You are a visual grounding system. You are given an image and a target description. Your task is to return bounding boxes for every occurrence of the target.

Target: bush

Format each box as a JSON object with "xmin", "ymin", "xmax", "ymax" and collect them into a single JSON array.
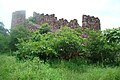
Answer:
[
  {"xmin": 27, "ymin": 16, "xmax": 36, "ymax": 23},
  {"xmin": 85, "ymin": 28, "xmax": 120, "ymax": 65},
  {"xmin": 15, "ymin": 26, "xmax": 84, "ymax": 62},
  {"xmin": 0, "ymin": 33, "xmax": 10, "ymax": 52},
  {"xmin": 0, "ymin": 22, "xmax": 10, "ymax": 52},
  {"xmin": 0, "ymin": 54, "xmax": 120, "ymax": 80},
  {"xmin": 104, "ymin": 28, "xmax": 120, "ymax": 44},
  {"xmin": 39, "ymin": 23, "xmax": 51, "ymax": 34},
  {"xmin": 103, "ymin": 28, "xmax": 120, "ymax": 64},
  {"xmin": 9, "ymin": 25, "xmax": 31, "ymax": 51},
  {"xmin": 53, "ymin": 27, "xmax": 84, "ymax": 60},
  {"xmin": 14, "ymin": 24, "xmax": 120, "ymax": 65}
]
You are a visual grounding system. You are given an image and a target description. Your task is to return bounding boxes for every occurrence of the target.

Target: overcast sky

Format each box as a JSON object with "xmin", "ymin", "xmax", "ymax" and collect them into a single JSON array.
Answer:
[{"xmin": 0, "ymin": 0, "xmax": 120, "ymax": 30}]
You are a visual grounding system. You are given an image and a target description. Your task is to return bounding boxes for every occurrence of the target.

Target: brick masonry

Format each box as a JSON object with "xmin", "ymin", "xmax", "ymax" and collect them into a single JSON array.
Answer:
[
  {"xmin": 33, "ymin": 12, "xmax": 80, "ymax": 30},
  {"xmin": 11, "ymin": 10, "xmax": 101, "ymax": 30},
  {"xmin": 82, "ymin": 15, "xmax": 100, "ymax": 30},
  {"xmin": 11, "ymin": 10, "xmax": 26, "ymax": 28}
]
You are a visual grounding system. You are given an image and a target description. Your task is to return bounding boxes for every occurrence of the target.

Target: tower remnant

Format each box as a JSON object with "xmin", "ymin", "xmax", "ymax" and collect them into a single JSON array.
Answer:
[
  {"xmin": 82, "ymin": 15, "xmax": 100, "ymax": 30},
  {"xmin": 11, "ymin": 10, "xmax": 26, "ymax": 28}
]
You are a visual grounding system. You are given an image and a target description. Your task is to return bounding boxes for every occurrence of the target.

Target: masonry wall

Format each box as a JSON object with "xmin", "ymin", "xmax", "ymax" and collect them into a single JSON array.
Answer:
[
  {"xmin": 82, "ymin": 15, "xmax": 100, "ymax": 30},
  {"xmin": 11, "ymin": 10, "xmax": 101, "ymax": 31},
  {"xmin": 33, "ymin": 12, "xmax": 80, "ymax": 30},
  {"xmin": 11, "ymin": 10, "xmax": 26, "ymax": 28}
]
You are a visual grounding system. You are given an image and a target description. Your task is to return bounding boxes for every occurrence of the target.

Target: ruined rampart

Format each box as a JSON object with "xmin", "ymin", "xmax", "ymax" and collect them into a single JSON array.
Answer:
[
  {"xmin": 11, "ymin": 10, "xmax": 101, "ymax": 30},
  {"xmin": 82, "ymin": 15, "xmax": 100, "ymax": 30},
  {"xmin": 11, "ymin": 10, "xmax": 26, "ymax": 28}
]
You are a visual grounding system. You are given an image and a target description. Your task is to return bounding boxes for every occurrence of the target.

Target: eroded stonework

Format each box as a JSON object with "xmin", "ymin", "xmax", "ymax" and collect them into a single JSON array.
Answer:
[
  {"xmin": 11, "ymin": 10, "xmax": 101, "ymax": 31},
  {"xmin": 11, "ymin": 10, "xmax": 26, "ymax": 28},
  {"xmin": 82, "ymin": 15, "xmax": 100, "ymax": 30},
  {"xmin": 33, "ymin": 12, "xmax": 79, "ymax": 30}
]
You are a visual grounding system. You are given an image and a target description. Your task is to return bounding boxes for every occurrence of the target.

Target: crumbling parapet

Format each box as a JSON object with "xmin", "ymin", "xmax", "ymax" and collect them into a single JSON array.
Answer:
[
  {"xmin": 33, "ymin": 12, "xmax": 80, "ymax": 30},
  {"xmin": 11, "ymin": 11, "xmax": 101, "ymax": 31},
  {"xmin": 11, "ymin": 10, "xmax": 26, "ymax": 28},
  {"xmin": 82, "ymin": 15, "xmax": 100, "ymax": 30},
  {"xmin": 69, "ymin": 19, "xmax": 79, "ymax": 28}
]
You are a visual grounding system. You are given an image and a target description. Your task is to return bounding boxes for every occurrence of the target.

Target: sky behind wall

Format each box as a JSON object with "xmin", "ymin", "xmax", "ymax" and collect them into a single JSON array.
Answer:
[{"xmin": 0, "ymin": 0, "xmax": 120, "ymax": 30}]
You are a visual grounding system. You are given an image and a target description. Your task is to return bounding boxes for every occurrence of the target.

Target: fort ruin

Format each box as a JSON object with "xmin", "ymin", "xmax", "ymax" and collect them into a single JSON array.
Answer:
[
  {"xmin": 82, "ymin": 15, "xmax": 100, "ymax": 30},
  {"xmin": 11, "ymin": 10, "xmax": 26, "ymax": 28},
  {"xmin": 11, "ymin": 10, "xmax": 101, "ymax": 30}
]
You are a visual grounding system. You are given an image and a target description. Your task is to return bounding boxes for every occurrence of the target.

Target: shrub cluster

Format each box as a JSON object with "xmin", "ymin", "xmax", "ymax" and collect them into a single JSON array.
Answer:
[
  {"xmin": 83, "ymin": 28, "xmax": 120, "ymax": 64},
  {"xmin": 15, "ymin": 24, "xmax": 84, "ymax": 62},
  {"xmin": 14, "ymin": 24, "xmax": 120, "ymax": 64},
  {"xmin": 0, "ymin": 22, "xmax": 10, "ymax": 52}
]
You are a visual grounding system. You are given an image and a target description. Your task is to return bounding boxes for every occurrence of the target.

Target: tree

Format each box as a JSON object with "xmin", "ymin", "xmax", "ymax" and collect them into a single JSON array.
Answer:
[
  {"xmin": 27, "ymin": 16, "xmax": 36, "ymax": 23},
  {"xmin": 9, "ymin": 25, "xmax": 31, "ymax": 51},
  {"xmin": 39, "ymin": 23, "xmax": 51, "ymax": 34},
  {"xmin": 85, "ymin": 28, "xmax": 120, "ymax": 64},
  {"xmin": 104, "ymin": 28, "xmax": 120, "ymax": 44},
  {"xmin": 0, "ymin": 22, "xmax": 10, "ymax": 52},
  {"xmin": 0, "ymin": 22, "xmax": 9, "ymax": 35},
  {"xmin": 15, "ymin": 26, "xmax": 84, "ymax": 62}
]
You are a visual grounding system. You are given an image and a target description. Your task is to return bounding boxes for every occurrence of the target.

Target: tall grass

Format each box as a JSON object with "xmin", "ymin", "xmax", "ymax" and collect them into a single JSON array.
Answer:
[{"xmin": 0, "ymin": 54, "xmax": 120, "ymax": 80}]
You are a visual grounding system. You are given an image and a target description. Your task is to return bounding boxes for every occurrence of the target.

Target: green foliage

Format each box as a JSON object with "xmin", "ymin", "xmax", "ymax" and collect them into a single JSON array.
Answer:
[
  {"xmin": 39, "ymin": 23, "xmax": 51, "ymax": 34},
  {"xmin": 9, "ymin": 25, "xmax": 31, "ymax": 51},
  {"xmin": 53, "ymin": 27, "xmax": 83, "ymax": 59},
  {"xmin": 0, "ymin": 33, "xmax": 10, "ymax": 52},
  {"xmin": 104, "ymin": 28, "xmax": 120, "ymax": 43},
  {"xmin": 16, "ymin": 26, "xmax": 84, "ymax": 61},
  {"xmin": 27, "ymin": 16, "xmax": 36, "ymax": 23},
  {"xmin": 103, "ymin": 28, "xmax": 120, "ymax": 64},
  {"xmin": 0, "ymin": 54, "xmax": 120, "ymax": 80},
  {"xmin": 85, "ymin": 28, "xmax": 120, "ymax": 64},
  {"xmin": 0, "ymin": 22, "xmax": 10, "ymax": 52},
  {"xmin": 0, "ymin": 22, "xmax": 9, "ymax": 35},
  {"xmin": 12, "ymin": 23, "xmax": 119, "ymax": 65}
]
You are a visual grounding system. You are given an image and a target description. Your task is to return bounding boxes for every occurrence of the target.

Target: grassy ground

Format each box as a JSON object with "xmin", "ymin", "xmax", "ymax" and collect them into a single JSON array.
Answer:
[{"xmin": 0, "ymin": 54, "xmax": 120, "ymax": 80}]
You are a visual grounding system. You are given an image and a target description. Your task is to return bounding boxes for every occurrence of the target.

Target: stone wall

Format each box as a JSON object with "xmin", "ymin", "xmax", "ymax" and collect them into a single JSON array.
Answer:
[
  {"xmin": 82, "ymin": 15, "xmax": 100, "ymax": 30},
  {"xmin": 26, "ymin": 21, "xmax": 40, "ymax": 31},
  {"xmin": 33, "ymin": 12, "xmax": 79, "ymax": 30},
  {"xmin": 11, "ymin": 10, "xmax": 101, "ymax": 31},
  {"xmin": 11, "ymin": 10, "xmax": 26, "ymax": 28}
]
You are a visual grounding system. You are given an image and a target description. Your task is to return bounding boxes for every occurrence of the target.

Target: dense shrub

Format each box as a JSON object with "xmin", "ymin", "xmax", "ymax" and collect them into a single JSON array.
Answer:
[
  {"xmin": 38, "ymin": 23, "xmax": 51, "ymax": 34},
  {"xmin": 53, "ymin": 27, "xmax": 84, "ymax": 59},
  {"xmin": 85, "ymin": 28, "xmax": 120, "ymax": 64},
  {"xmin": 103, "ymin": 28, "xmax": 120, "ymax": 64},
  {"xmin": 1, "ymin": 54, "xmax": 120, "ymax": 80},
  {"xmin": 104, "ymin": 28, "xmax": 120, "ymax": 44},
  {"xmin": 0, "ymin": 22, "xmax": 10, "ymax": 52},
  {"xmin": 14, "ymin": 23, "xmax": 120, "ymax": 65},
  {"xmin": 15, "ymin": 26, "xmax": 84, "ymax": 62},
  {"xmin": 0, "ymin": 33, "xmax": 10, "ymax": 52},
  {"xmin": 27, "ymin": 16, "xmax": 36, "ymax": 23},
  {"xmin": 0, "ymin": 22, "xmax": 9, "ymax": 35},
  {"xmin": 9, "ymin": 25, "xmax": 31, "ymax": 51}
]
